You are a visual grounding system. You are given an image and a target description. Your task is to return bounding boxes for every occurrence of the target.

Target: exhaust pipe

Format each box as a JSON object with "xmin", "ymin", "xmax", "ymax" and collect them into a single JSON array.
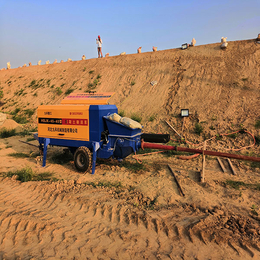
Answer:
[{"xmin": 141, "ymin": 133, "xmax": 170, "ymax": 143}]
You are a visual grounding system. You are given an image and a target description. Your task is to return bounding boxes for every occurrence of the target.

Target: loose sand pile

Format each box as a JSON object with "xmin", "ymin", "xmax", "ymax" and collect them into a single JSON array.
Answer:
[
  {"xmin": 0, "ymin": 112, "xmax": 6, "ymax": 125},
  {"xmin": 0, "ymin": 118, "xmax": 21, "ymax": 130}
]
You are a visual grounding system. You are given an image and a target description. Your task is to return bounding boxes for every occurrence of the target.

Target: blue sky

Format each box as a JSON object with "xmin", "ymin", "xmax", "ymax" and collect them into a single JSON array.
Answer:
[{"xmin": 0, "ymin": 0, "xmax": 259, "ymax": 69}]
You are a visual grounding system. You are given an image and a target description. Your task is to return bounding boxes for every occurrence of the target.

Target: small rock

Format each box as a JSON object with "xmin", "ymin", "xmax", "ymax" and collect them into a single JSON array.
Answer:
[
  {"xmin": 214, "ymin": 209, "xmax": 224, "ymax": 215},
  {"xmin": 68, "ymin": 180, "xmax": 74, "ymax": 185},
  {"xmin": 150, "ymin": 81, "xmax": 157, "ymax": 86},
  {"xmin": 76, "ymin": 179, "xmax": 82, "ymax": 185},
  {"xmin": 191, "ymin": 203, "xmax": 196, "ymax": 210},
  {"xmin": 11, "ymin": 175, "xmax": 18, "ymax": 181},
  {"xmin": 224, "ymin": 224, "xmax": 230, "ymax": 229},
  {"xmin": 247, "ymin": 229, "xmax": 257, "ymax": 235}
]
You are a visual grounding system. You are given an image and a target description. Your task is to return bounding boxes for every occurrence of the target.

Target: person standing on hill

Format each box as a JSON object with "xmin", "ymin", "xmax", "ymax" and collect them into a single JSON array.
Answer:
[{"xmin": 96, "ymin": 35, "xmax": 103, "ymax": 58}]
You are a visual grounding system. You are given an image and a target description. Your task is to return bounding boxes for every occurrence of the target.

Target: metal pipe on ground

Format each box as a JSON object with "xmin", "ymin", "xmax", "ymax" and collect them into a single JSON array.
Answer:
[{"xmin": 141, "ymin": 141, "xmax": 260, "ymax": 163}]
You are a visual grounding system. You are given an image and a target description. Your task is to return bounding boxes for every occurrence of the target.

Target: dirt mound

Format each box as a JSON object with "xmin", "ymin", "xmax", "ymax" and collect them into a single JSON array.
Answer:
[{"xmin": 0, "ymin": 119, "xmax": 22, "ymax": 130}]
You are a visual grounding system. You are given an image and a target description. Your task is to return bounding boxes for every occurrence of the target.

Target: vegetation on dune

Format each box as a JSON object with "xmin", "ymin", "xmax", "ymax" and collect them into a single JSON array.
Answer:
[
  {"xmin": 0, "ymin": 128, "xmax": 16, "ymax": 138},
  {"xmin": 65, "ymin": 88, "xmax": 74, "ymax": 95},
  {"xmin": 7, "ymin": 152, "xmax": 30, "ymax": 158},
  {"xmin": 6, "ymin": 167, "xmax": 55, "ymax": 182},
  {"xmin": 194, "ymin": 122, "xmax": 203, "ymax": 135},
  {"xmin": 0, "ymin": 90, "xmax": 4, "ymax": 99},
  {"xmin": 131, "ymin": 113, "xmax": 142, "ymax": 123},
  {"xmin": 148, "ymin": 114, "xmax": 156, "ymax": 122},
  {"xmin": 118, "ymin": 110, "xmax": 125, "ymax": 117},
  {"xmin": 226, "ymin": 180, "xmax": 260, "ymax": 191},
  {"xmin": 85, "ymin": 181, "xmax": 122, "ymax": 189},
  {"xmin": 255, "ymin": 120, "xmax": 260, "ymax": 129},
  {"xmin": 0, "ymin": 126, "xmax": 37, "ymax": 139},
  {"xmin": 55, "ymin": 87, "xmax": 63, "ymax": 95}
]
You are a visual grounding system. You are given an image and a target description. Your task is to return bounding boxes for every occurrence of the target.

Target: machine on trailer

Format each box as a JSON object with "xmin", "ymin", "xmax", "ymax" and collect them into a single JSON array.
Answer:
[{"xmin": 34, "ymin": 92, "xmax": 169, "ymax": 174}]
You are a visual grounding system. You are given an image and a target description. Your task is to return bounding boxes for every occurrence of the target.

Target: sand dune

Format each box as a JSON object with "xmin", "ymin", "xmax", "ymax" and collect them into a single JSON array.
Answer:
[{"xmin": 0, "ymin": 39, "xmax": 260, "ymax": 259}]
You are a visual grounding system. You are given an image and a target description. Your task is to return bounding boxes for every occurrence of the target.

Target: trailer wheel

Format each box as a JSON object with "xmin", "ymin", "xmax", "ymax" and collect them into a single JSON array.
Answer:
[{"xmin": 74, "ymin": 147, "xmax": 92, "ymax": 173}]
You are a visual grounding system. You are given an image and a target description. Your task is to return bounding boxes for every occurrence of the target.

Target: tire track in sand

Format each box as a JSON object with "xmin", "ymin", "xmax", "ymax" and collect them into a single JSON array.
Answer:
[
  {"xmin": 0, "ymin": 177, "xmax": 174, "ymax": 259},
  {"xmin": 0, "ymin": 177, "xmax": 259, "ymax": 260}
]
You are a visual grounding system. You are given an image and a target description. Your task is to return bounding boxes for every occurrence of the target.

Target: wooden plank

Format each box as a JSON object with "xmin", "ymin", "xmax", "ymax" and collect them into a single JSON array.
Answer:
[
  {"xmin": 181, "ymin": 117, "xmax": 185, "ymax": 135},
  {"xmin": 201, "ymin": 141, "xmax": 206, "ymax": 182},
  {"xmin": 165, "ymin": 120, "xmax": 182, "ymax": 139},
  {"xmin": 168, "ymin": 165, "xmax": 185, "ymax": 197},
  {"xmin": 227, "ymin": 158, "xmax": 237, "ymax": 175},
  {"xmin": 217, "ymin": 157, "xmax": 227, "ymax": 173}
]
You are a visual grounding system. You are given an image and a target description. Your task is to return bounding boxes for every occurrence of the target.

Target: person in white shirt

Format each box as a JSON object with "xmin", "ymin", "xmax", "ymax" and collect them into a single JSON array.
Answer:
[{"xmin": 96, "ymin": 35, "xmax": 103, "ymax": 58}]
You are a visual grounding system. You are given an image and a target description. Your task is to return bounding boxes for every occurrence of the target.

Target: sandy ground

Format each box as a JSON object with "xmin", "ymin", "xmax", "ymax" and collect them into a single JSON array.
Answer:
[
  {"xmin": 0, "ymin": 133, "xmax": 260, "ymax": 260},
  {"xmin": 0, "ymin": 39, "xmax": 260, "ymax": 259}
]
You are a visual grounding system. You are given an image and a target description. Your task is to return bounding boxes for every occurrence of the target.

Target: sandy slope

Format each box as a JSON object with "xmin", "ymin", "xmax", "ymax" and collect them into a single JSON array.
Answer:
[
  {"xmin": 0, "ymin": 40, "xmax": 260, "ymax": 259},
  {"xmin": 0, "ymin": 39, "xmax": 259, "ymax": 134}
]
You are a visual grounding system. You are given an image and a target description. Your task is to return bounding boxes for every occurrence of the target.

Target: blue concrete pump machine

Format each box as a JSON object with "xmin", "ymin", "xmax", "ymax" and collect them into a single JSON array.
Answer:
[{"xmin": 34, "ymin": 92, "xmax": 170, "ymax": 174}]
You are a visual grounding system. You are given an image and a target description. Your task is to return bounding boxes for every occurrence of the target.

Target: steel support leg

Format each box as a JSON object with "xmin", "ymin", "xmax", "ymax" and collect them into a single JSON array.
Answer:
[
  {"xmin": 42, "ymin": 138, "xmax": 50, "ymax": 167},
  {"xmin": 91, "ymin": 142, "xmax": 100, "ymax": 174}
]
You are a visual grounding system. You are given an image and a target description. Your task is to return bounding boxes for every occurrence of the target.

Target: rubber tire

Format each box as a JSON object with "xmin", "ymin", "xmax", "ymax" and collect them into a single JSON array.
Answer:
[{"xmin": 74, "ymin": 146, "xmax": 92, "ymax": 173}]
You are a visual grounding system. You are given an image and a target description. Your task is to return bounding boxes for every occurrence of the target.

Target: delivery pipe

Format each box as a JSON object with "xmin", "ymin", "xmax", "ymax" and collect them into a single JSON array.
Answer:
[{"xmin": 141, "ymin": 140, "xmax": 260, "ymax": 162}]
